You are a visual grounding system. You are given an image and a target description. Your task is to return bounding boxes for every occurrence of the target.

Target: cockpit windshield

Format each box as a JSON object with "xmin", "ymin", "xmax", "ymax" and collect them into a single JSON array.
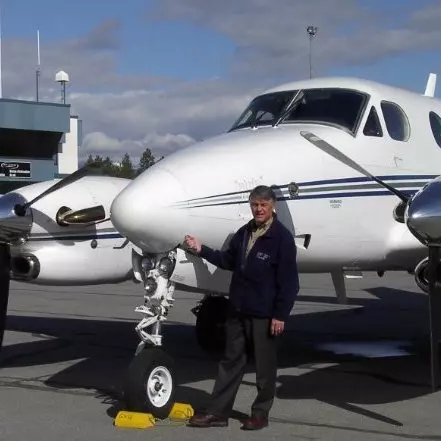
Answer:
[{"xmin": 229, "ymin": 88, "xmax": 368, "ymax": 134}]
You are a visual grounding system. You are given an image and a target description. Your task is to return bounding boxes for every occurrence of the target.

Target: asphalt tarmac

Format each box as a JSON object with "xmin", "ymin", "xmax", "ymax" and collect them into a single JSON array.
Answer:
[{"xmin": 1, "ymin": 272, "xmax": 441, "ymax": 440}]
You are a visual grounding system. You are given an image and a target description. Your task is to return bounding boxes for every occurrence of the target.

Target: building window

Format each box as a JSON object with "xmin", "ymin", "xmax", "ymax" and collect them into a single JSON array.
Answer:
[
  {"xmin": 380, "ymin": 101, "xmax": 410, "ymax": 141},
  {"xmin": 363, "ymin": 106, "xmax": 383, "ymax": 137},
  {"xmin": 429, "ymin": 111, "xmax": 441, "ymax": 148}
]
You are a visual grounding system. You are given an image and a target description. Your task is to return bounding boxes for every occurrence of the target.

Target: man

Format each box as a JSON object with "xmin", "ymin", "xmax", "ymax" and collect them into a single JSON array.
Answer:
[{"xmin": 184, "ymin": 185, "xmax": 299, "ymax": 430}]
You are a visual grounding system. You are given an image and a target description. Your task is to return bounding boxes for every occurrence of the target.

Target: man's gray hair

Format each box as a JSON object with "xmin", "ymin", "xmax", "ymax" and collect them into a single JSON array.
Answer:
[{"xmin": 249, "ymin": 185, "xmax": 277, "ymax": 202}]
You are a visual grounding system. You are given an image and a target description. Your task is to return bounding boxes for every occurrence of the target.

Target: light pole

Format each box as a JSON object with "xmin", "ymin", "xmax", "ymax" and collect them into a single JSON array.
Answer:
[{"xmin": 307, "ymin": 25, "xmax": 318, "ymax": 79}]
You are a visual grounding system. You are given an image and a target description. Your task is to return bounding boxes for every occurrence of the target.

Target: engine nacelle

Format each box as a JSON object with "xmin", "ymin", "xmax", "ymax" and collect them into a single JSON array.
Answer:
[
  {"xmin": 11, "ymin": 254, "xmax": 40, "ymax": 281},
  {"xmin": 414, "ymin": 257, "xmax": 430, "ymax": 293},
  {"xmin": 10, "ymin": 238, "xmax": 134, "ymax": 286}
]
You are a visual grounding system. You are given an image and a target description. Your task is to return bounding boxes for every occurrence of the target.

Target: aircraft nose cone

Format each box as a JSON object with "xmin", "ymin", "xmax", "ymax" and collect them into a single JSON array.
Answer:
[
  {"xmin": 110, "ymin": 169, "xmax": 188, "ymax": 253},
  {"xmin": 0, "ymin": 193, "xmax": 32, "ymax": 243},
  {"xmin": 406, "ymin": 177, "xmax": 441, "ymax": 246}
]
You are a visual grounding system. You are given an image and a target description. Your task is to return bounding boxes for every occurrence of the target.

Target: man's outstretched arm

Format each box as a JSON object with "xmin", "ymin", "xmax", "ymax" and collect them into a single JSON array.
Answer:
[{"xmin": 184, "ymin": 234, "xmax": 239, "ymax": 271}]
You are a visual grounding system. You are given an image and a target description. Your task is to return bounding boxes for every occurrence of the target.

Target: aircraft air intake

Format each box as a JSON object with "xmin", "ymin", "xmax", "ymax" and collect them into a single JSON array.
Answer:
[{"xmin": 10, "ymin": 254, "xmax": 40, "ymax": 280}]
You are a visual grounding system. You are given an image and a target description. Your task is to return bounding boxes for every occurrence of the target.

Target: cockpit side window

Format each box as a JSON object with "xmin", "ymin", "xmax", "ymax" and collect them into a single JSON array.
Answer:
[
  {"xmin": 429, "ymin": 111, "xmax": 441, "ymax": 148},
  {"xmin": 363, "ymin": 106, "xmax": 383, "ymax": 137},
  {"xmin": 230, "ymin": 91, "xmax": 296, "ymax": 130},
  {"xmin": 380, "ymin": 101, "xmax": 410, "ymax": 141}
]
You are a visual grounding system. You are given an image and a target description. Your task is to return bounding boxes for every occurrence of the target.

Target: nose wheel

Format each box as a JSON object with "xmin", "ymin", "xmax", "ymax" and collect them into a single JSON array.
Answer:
[
  {"xmin": 123, "ymin": 250, "xmax": 178, "ymax": 419},
  {"xmin": 123, "ymin": 347, "xmax": 176, "ymax": 419}
]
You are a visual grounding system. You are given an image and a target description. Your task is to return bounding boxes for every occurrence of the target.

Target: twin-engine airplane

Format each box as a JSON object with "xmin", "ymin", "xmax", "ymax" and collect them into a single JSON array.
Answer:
[
  {"xmin": 0, "ymin": 73, "xmax": 441, "ymax": 419},
  {"xmin": 109, "ymin": 74, "xmax": 441, "ymax": 416}
]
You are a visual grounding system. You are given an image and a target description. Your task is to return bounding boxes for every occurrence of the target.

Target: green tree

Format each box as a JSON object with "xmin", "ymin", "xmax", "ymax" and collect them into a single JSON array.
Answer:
[
  {"xmin": 136, "ymin": 147, "xmax": 156, "ymax": 176},
  {"xmin": 118, "ymin": 153, "xmax": 136, "ymax": 179},
  {"xmin": 86, "ymin": 154, "xmax": 104, "ymax": 166},
  {"xmin": 101, "ymin": 156, "xmax": 118, "ymax": 177}
]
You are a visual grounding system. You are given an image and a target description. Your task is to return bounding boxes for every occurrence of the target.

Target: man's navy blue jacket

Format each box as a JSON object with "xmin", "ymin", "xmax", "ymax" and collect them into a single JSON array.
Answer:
[{"xmin": 199, "ymin": 216, "xmax": 299, "ymax": 321}]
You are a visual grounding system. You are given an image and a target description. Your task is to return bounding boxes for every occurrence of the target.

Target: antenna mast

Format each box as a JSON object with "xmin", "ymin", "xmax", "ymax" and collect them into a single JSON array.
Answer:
[{"xmin": 36, "ymin": 30, "xmax": 40, "ymax": 102}]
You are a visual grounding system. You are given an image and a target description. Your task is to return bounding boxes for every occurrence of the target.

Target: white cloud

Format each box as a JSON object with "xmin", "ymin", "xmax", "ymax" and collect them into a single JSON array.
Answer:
[
  {"xmin": 149, "ymin": 0, "xmax": 441, "ymax": 77},
  {"xmin": 2, "ymin": 19, "xmax": 261, "ymax": 160},
  {"xmin": 81, "ymin": 131, "xmax": 196, "ymax": 162},
  {"xmin": 69, "ymin": 79, "xmax": 258, "ymax": 158},
  {"xmin": 3, "ymin": 3, "xmax": 441, "ymax": 162}
]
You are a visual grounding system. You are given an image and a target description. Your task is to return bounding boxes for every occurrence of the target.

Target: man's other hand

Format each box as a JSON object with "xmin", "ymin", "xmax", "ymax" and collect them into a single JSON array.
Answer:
[
  {"xmin": 184, "ymin": 235, "xmax": 202, "ymax": 254},
  {"xmin": 271, "ymin": 319, "xmax": 285, "ymax": 336}
]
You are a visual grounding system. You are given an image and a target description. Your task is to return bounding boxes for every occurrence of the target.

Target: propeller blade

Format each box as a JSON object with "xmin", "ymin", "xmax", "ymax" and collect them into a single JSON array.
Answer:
[
  {"xmin": 300, "ymin": 131, "xmax": 409, "ymax": 203},
  {"xmin": 0, "ymin": 243, "xmax": 11, "ymax": 356},
  {"xmin": 427, "ymin": 246, "xmax": 441, "ymax": 391},
  {"xmin": 15, "ymin": 162, "xmax": 103, "ymax": 216},
  {"xmin": 57, "ymin": 205, "xmax": 106, "ymax": 226}
]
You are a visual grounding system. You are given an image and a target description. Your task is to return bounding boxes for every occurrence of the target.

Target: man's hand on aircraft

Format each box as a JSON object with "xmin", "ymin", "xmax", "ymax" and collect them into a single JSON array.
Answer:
[
  {"xmin": 184, "ymin": 235, "xmax": 202, "ymax": 254},
  {"xmin": 270, "ymin": 318, "xmax": 285, "ymax": 336}
]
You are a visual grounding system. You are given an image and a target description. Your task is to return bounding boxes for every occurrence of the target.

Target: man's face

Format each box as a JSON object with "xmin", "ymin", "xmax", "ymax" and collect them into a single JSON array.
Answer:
[{"xmin": 250, "ymin": 198, "xmax": 274, "ymax": 226}]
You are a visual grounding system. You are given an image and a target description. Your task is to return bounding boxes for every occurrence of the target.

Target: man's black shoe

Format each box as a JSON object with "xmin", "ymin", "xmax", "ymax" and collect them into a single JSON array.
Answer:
[
  {"xmin": 241, "ymin": 416, "xmax": 269, "ymax": 430},
  {"xmin": 187, "ymin": 413, "xmax": 228, "ymax": 428}
]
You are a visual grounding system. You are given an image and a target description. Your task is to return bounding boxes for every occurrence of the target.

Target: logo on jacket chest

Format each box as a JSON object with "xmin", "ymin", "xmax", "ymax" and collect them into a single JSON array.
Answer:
[{"xmin": 256, "ymin": 251, "xmax": 270, "ymax": 261}]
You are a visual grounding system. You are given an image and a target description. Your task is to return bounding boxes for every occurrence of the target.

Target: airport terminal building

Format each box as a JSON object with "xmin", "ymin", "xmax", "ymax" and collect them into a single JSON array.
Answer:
[{"xmin": 0, "ymin": 98, "xmax": 80, "ymax": 194}]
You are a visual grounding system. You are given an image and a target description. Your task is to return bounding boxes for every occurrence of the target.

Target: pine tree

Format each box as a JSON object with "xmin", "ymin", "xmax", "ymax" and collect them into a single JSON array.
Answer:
[
  {"xmin": 118, "ymin": 153, "xmax": 135, "ymax": 179},
  {"xmin": 136, "ymin": 146, "xmax": 156, "ymax": 176}
]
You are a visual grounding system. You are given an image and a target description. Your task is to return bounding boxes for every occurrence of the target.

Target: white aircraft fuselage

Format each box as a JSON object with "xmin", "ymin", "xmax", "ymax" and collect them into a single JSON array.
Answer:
[{"xmin": 111, "ymin": 77, "xmax": 441, "ymax": 294}]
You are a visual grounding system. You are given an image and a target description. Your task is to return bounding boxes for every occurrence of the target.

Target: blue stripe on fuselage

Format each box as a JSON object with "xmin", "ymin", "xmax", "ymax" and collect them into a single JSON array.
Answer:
[
  {"xmin": 178, "ymin": 175, "xmax": 436, "ymax": 205},
  {"xmin": 184, "ymin": 190, "xmax": 418, "ymax": 208}
]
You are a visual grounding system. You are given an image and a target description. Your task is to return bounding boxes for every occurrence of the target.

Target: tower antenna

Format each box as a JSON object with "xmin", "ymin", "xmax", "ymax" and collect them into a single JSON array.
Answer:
[
  {"xmin": 0, "ymin": 8, "xmax": 3, "ymax": 98},
  {"xmin": 36, "ymin": 30, "xmax": 40, "ymax": 101}
]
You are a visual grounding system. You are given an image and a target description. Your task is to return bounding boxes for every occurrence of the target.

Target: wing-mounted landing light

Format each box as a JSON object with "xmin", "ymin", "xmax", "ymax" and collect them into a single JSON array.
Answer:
[
  {"xmin": 56, "ymin": 205, "xmax": 106, "ymax": 226},
  {"xmin": 0, "ymin": 161, "xmax": 103, "ymax": 359},
  {"xmin": 300, "ymin": 130, "xmax": 441, "ymax": 392}
]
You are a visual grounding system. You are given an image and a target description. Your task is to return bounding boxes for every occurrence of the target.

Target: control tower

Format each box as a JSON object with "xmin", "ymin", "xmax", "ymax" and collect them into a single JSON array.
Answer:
[{"xmin": 0, "ymin": 96, "xmax": 80, "ymax": 194}]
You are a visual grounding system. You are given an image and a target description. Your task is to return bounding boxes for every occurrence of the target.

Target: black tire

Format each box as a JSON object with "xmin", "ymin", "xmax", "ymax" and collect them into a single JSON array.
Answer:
[
  {"xmin": 123, "ymin": 347, "xmax": 175, "ymax": 419},
  {"xmin": 195, "ymin": 296, "xmax": 228, "ymax": 353}
]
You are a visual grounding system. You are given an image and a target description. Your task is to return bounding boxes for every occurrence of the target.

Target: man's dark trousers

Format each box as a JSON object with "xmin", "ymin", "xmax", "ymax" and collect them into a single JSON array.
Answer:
[{"xmin": 206, "ymin": 306, "xmax": 278, "ymax": 418}]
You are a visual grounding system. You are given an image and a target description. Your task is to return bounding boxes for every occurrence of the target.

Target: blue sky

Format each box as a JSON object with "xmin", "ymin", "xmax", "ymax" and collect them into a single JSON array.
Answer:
[
  {"xmin": 2, "ymin": 0, "xmax": 235, "ymax": 80},
  {"xmin": 1, "ymin": 0, "xmax": 441, "ymax": 159},
  {"xmin": 3, "ymin": 0, "xmax": 440, "ymax": 89}
]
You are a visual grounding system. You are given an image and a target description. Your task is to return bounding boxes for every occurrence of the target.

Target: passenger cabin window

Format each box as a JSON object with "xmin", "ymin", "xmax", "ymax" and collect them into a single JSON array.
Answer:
[
  {"xmin": 363, "ymin": 106, "xmax": 383, "ymax": 137},
  {"xmin": 229, "ymin": 88, "xmax": 368, "ymax": 134},
  {"xmin": 429, "ymin": 111, "xmax": 441, "ymax": 148},
  {"xmin": 380, "ymin": 101, "xmax": 410, "ymax": 141}
]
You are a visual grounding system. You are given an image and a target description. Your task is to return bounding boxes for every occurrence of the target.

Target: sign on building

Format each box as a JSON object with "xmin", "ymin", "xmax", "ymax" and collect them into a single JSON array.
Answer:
[{"xmin": 0, "ymin": 161, "xmax": 31, "ymax": 178}]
